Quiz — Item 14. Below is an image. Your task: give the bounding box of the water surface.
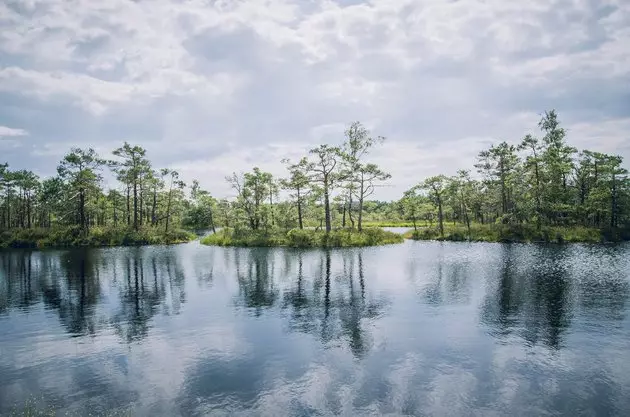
[1,241,629,416]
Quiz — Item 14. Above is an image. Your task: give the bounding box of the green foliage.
[0,226,194,249]
[405,224,607,243]
[201,227,404,248]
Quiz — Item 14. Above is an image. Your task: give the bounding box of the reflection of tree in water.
[0,247,188,342]
[0,249,106,336]
[407,245,472,306]
[576,246,630,322]
[0,250,43,314]
[281,250,388,359]
[112,248,186,342]
[234,249,279,316]
[481,245,575,349]
[44,249,103,336]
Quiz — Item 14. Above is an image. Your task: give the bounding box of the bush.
[405,223,608,243]
[0,226,195,249]
[201,227,404,248]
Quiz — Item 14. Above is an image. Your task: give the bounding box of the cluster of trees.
[0,143,206,235]
[2,110,628,244]
[400,110,629,236]
[224,121,390,233]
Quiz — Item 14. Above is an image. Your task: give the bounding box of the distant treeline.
[1,110,628,245]
[400,110,629,238]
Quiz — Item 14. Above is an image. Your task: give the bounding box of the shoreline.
[404,224,630,244]
[200,228,404,248]
[0,227,197,250]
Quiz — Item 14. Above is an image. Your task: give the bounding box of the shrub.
[201,228,404,248]
[0,226,195,248]
[405,223,607,243]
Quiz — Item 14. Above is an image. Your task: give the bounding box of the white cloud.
[0,125,28,139]
[0,0,628,199]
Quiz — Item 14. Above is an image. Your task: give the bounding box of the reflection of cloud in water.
[1,242,630,415]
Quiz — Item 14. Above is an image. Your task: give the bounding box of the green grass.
[361,220,429,228]
[201,227,405,248]
[404,223,611,243]
[0,226,196,249]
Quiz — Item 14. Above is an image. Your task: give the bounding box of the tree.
[450,170,473,236]
[57,148,104,232]
[353,163,391,231]
[161,169,185,233]
[227,168,274,231]
[307,145,340,233]
[538,110,576,224]
[519,134,545,228]
[422,175,448,238]
[187,179,218,232]
[111,143,151,231]
[400,187,422,231]
[281,158,311,229]
[475,141,520,221]
[340,122,385,228]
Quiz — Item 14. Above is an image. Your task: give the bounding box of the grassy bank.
[403,223,628,243]
[361,220,428,228]
[201,227,404,248]
[0,226,196,249]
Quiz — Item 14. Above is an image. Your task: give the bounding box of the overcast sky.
[0,0,628,200]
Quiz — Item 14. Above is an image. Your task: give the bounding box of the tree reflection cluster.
[0,247,187,343]
[0,246,390,357]
[480,245,629,349]
[229,248,389,358]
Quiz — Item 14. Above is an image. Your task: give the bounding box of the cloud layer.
[1,0,628,198]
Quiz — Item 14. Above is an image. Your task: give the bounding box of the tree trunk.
[126,185,131,226]
[611,173,617,228]
[269,189,274,228]
[348,195,355,229]
[209,207,216,234]
[26,193,31,228]
[133,180,138,231]
[324,182,331,233]
[358,195,364,232]
[297,187,303,230]
[165,182,173,234]
[79,189,86,231]
[151,187,157,226]
[437,195,444,238]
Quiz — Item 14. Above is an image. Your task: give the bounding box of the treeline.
[399,110,629,239]
[2,109,629,247]
[0,143,209,245]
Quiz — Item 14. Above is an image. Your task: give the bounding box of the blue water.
[1,240,629,416]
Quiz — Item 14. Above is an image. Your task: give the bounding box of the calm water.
[1,240,629,416]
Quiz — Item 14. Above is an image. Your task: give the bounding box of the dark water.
[1,240,629,416]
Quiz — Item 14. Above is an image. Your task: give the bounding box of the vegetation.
[401,110,630,242]
[201,227,404,248]
[404,224,606,243]
[0,226,194,249]
[201,121,397,247]
[1,144,203,248]
[2,111,629,248]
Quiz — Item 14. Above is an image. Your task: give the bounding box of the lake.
[1,240,629,416]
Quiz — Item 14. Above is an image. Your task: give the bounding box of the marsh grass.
[404,223,609,243]
[0,226,195,249]
[201,227,404,248]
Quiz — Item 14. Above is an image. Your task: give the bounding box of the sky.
[0,0,629,200]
